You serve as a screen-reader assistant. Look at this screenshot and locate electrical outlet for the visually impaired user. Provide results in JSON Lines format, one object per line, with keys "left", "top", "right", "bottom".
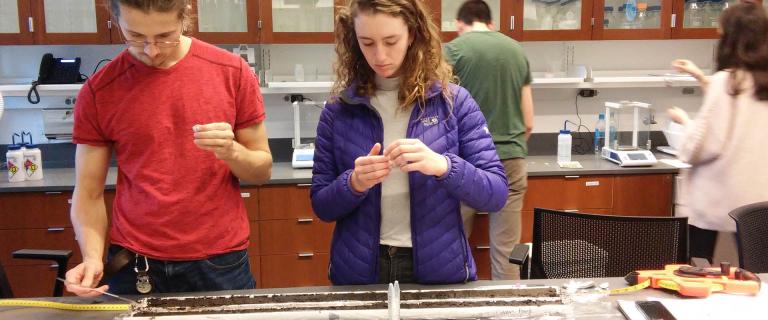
{"left": 682, "top": 87, "right": 696, "bottom": 95}
{"left": 284, "top": 94, "right": 305, "bottom": 103}
{"left": 578, "top": 89, "right": 598, "bottom": 98}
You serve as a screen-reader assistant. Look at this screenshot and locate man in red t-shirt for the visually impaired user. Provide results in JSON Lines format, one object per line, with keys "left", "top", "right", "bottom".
{"left": 64, "top": 0, "right": 272, "bottom": 296}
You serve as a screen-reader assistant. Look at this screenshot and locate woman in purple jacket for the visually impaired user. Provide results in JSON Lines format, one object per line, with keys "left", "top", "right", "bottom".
{"left": 311, "top": 0, "right": 508, "bottom": 285}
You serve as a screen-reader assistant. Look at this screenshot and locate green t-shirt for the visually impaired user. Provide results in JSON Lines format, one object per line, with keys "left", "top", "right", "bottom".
{"left": 445, "top": 31, "right": 531, "bottom": 159}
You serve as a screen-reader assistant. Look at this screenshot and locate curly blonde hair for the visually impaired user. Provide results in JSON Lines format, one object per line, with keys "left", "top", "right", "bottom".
{"left": 332, "top": 0, "right": 454, "bottom": 111}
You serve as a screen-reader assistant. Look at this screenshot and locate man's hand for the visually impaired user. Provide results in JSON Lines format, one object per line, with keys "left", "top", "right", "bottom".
{"left": 350, "top": 143, "right": 391, "bottom": 193}
{"left": 383, "top": 139, "right": 448, "bottom": 177}
{"left": 64, "top": 259, "right": 109, "bottom": 297}
{"left": 193, "top": 122, "right": 237, "bottom": 160}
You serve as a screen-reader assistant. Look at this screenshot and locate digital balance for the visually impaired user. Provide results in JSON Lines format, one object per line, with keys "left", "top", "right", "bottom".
{"left": 601, "top": 101, "right": 658, "bottom": 167}
{"left": 291, "top": 100, "right": 315, "bottom": 169}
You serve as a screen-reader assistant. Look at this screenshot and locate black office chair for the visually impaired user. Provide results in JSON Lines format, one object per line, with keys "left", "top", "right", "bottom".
{"left": 0, "top": 249, "right": 73, "bottom": 298}
{"left": 509, "top": 208, "right": 689, "bottom": 279}
{"left": 729, "top": 201, "right": 768, "bottom": 273}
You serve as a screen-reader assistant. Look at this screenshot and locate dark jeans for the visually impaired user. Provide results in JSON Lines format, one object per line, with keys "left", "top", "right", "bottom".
{"left": 689, "top": 225, "right": 718, "bottom": 264}
{"left": 106, "top": 245, "right": 255, "bottom": 295}
{"left": 378, "top": 245, "right": 415, "bottom": 284}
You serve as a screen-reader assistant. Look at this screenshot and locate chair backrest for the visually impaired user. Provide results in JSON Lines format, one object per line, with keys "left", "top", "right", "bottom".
{"left": 0, "top": 260, "right": 13, "bottom": 298}
{"left": 530, "top": 208, "right": 689, "bottom": 279}
{"left": 729, "top": 201, "right": 768, "bottom": 273}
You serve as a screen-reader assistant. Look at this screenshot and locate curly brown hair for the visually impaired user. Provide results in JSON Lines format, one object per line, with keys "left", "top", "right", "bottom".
{"left": 332, "top": 0, "right": 454, "bottom": 111}
{"left": 716, "top": 3, "right": 768, "bottom": 100}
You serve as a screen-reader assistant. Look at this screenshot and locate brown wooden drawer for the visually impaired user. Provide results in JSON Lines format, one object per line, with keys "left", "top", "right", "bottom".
{"left": 0, "top": 192, "right": 72, "bottom": 229}
{"left": 0, "top": 228, "right": 80, "bottom": 266}
{"left": 240, "top": 187, "right": 259, "bottom": 221}
{"left": 561, "top": 176, "right": 613, "bottom": 210}
{"left": 613, "top": 174, "right": 673, "bottom": 216}
{"left": 259, "top": 219, "right": 333, "bottom": 255}
{"left": 258, "top": 185, "right": 313, "bottom": 220}
{"left": 248, "top": 255, "right": 261, "bottom": 289}
{"left": 260, "top": 253, "right": 331, "bottom": 288}
{"left": 522, "top": 177, "right": 564, "bottom": 211}
{"left": 5, "top": 263, "right": 77, "bottom": 298}
{"left": 468, "top": 213, "right": 489, "bottom": 247}
{"left": 521, "top": 210, "right": 533, "bottom": 244}
{"left": 471, "top": 247, "right": 491, "bottom": 280}
{"left": 248, "top": 221, "right": 260, "bottom": 256}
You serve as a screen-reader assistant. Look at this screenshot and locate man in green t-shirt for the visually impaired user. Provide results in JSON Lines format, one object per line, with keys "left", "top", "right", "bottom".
{"left": 444, "top": 0, "right": 535, "bottom": 280}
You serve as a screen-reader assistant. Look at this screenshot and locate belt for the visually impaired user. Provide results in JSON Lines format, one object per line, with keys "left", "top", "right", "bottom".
{"left": 380, "top": 245, "right": 413, "bottom": 257}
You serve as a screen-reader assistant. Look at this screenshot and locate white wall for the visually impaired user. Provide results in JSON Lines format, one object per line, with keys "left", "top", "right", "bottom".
{"left": 0, "top": 39, "right": 715, "bottom": 144}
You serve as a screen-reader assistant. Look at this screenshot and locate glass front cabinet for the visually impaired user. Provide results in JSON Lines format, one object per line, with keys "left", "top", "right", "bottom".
{"left": 0, "top": 0, "right": 33, "bottom": 44}
{"left": 260, "top": 0, "right": 339, "bottom": 43}
{"left": 32, "top": 0, "right": 111, "bottom": 44}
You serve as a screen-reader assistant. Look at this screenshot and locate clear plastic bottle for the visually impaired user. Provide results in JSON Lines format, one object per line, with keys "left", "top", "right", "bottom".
{"left": 558, "top": 129, "right": 572, "bottom": 163}
{"left": 647, "top": 5, "right": 662, "bottom": 28}
{"left": 594, "top": 113, "right": 606, "bottom": 155}
{"left": 686, "top": 0, "right": 703, "bottom": 28}
{"left": 636, "top": 3, "right": 648, "bottom": 28}
{"left": 624, "top": 0, "right": 638, "bottom": 28}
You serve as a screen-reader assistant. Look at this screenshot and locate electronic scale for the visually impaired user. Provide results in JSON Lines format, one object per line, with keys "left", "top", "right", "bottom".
{"left": 601, "top": 101, "right": 658, "bottom": 167}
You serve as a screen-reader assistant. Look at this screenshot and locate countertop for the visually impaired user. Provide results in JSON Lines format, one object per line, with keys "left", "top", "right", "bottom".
{"left": 0, "top": 155, "right": 680, "bottom": 193}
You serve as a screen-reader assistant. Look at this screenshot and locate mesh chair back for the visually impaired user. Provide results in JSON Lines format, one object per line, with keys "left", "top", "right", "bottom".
{"left": 729, "top": 201, "right": 768, "bottom": 273}
{"left": 530, "top": 208, "right": 689, "bottom": 279}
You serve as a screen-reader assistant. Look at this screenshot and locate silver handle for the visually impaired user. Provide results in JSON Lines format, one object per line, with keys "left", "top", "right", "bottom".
{"left": 240, "top": 192, "right": 251, "bottom": 198}
{"left": 564, "top": 176, "right": 580, "bottom": 179}
{"left": 297, "top": 252, "right": 314, "bottom": 257}
{"left": 563, "top": 209, "right": 579, "bottom": 212}
{"left": 107, "top": 20, "right": 112, "bottom": 29}
{"left": 671, "top": 14, "right": 676, "bottom": 28}
{"left": 47, "top": 227, "right": 65, "bottom": 232}
{"left": 45, "top": 192, "right": 63, "bottom": 195}
{"left": 475, "top": 246, "right": 490, "bottom": 250}
{"left": 50, "top": 264, "right": 59, "bottom": 268}
{"left": 257, "top": 20, "right": 262, "bottom": 29}
{"left": 28, "top": 17, "right": 33, "bottom": 32}
{"left": 297, "top": 218, "right": 314, "bottom": 223}
{"left": 296, "top": 184, "right": 311, "bottom": 187}
{"left": 591, "top": 17, "right": 595, "bottom": 26}
{"left": 475, "top": 212, "right": 489, "bottom": 216}
{"left": 67, "top": 199, "right": 72, "bottom": 204}
{"left": 510, "top": 16, "right": 515, "bottom": 31}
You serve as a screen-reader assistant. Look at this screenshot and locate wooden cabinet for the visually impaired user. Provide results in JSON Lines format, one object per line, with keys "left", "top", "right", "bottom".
{"left": 0, "top": 0, "right": 34, "bottom": 44}
{"left": 469, "top": 173, "right": 672, "bottom": 279}
{"left": 259, "top": 0, "right": 340, "bottom": 44}
{"left": 4, "top": 263, "right": 78, "bottom": 297}
{"left": 190, "top": 0, "right": 260, "bottom": 44}
{"left": 257, "top": 184, "right": 334, "bottom": 288}
{"left": 592, "top": 0, "right": 673, "bottom": 40}
{"left": 517, "top": 0, "right": 595, "bottom": 41}
{"left": 0, "top": 191, "right": 71, "bottom": 229}
{"left": 31, "top": 0, "right": 112, "bottom": 44}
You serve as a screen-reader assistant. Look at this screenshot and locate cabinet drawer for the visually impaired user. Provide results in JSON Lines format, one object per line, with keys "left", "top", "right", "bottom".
{"left": 471, "top": 247, "right": 491, "bottom": 280}
{"left": 259, "top": 219, "right": 333, "bottom": 255}
{"left": 5, "top": 263, "right": 77, "bottom": 298}
{"left": 613, "top": 174, "right": 673, "bottom": 216}
{"left": 561, "top": 176, "right": 613, "bottom": 210}
{"left": 248, "top": 221, "right": 260, "bottom": 256}
{"left": 0, "top": 228, "right": 80, "bottom": 266}
{"left": 0, "top": 192, "right": 71, "bottom": 229}
{"left": 522, "top": 177, "right": 564, "bottom": 211}
{"left": 468, "top": 213, "right": 489, "bottom": 247}
{"left": 260, "top": 253, "right": 331, "bottom": 288}
{"left": 258, "top": 185, "right": 313, "bottom": 220}
{"left": 240, "top": 187, "right": 259, "bottom": 221}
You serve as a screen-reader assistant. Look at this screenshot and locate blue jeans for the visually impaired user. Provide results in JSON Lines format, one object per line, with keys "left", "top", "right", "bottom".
{"left": 377, "top": 245, "right": 414, "bottom": 284}
{"left": 106, "top": 245, "right": 255, "bottom": 295}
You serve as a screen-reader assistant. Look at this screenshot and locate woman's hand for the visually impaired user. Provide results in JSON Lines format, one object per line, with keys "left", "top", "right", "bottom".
{"left": 384, "top": 139, "right": 448, "bottom": 177}
{"left": 667, "top": 107, "right": 691, "bottom": 126}
{"left": 350, "top": 143, "right": 391, "bottom": 193}
{"left": 672, "top": 59, "right": 705, "bottom": 80}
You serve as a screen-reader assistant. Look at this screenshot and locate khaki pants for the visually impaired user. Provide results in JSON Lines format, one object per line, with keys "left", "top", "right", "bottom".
{"left": 462, "top": 158, "right": 527, "bottom": 280}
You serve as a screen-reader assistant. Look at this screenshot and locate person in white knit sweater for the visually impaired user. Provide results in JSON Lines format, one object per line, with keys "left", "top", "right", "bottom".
{"left": 668, "top": 3, "right": 768, "bottom": 265}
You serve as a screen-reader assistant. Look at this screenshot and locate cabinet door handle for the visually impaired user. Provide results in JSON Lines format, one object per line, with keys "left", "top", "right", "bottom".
{"left": 671, "top": 14, "right": 677, "bottom": 28}
{"left": 476, "top": 212, "right": 489, "bottom": 216}
{"left": 563, "top": 209, "right": 579, "bottom": 212}
{"left": 47, "top": 227, "right": 65, "bottom": 232}
{"left": 240, "top": 192, "right": 251, "bottom": 198}
{"left": 297, "top": 252, "right": 314, "bottom": 257}
{"left": 510, "top": 16, "right": 515, "bottom": 31}
{"left": 296, "top": 184, "right": 312, "bottom": 187}
{"left": 475, "top": 246, "right": 490, "bottom": 250}
{"left": 28, "top": 17, "right": 34, "bottom": 32}
{"left": 297, "top": 218, "right": 314, "bottom": 223}
{"left": 564, "top": 176, "right": 580, "bottom": 179}
{"left": 67, "top": 199, "right": 72, "bottom": 204}
{"left": 50, "top": 264, "right": 59, "bottom": 268}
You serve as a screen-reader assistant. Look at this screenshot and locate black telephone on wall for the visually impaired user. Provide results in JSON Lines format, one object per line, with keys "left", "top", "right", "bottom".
{"left": 27, "top": 53, "right": 87, "bottom": 104}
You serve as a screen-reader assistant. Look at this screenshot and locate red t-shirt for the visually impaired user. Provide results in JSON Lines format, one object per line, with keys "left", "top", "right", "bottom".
{"left": 73, "top": 38, "right": 265, "bottom": 260}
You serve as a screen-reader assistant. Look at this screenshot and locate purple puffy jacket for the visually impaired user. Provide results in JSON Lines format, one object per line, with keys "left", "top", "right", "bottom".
{"left": 311, "top": 82, "right": 508, "bottom": 285}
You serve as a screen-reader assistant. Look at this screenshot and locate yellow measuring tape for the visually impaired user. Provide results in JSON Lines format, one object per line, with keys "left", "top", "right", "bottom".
{"left": 0, "top": 299, "right": 130, "bottom": 311}
{"left": 609, "top": 279, "right": 651, "bottom": 295}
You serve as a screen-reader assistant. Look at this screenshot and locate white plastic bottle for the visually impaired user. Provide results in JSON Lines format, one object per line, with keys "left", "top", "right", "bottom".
{"left": 22, "top": 143, "right": 44, "bottom": 181}
{"left": 557, "top": 129, "right": 572, "bottom": 163}
{"left": 6, "top": 145, "right": 25, "bottom": 183}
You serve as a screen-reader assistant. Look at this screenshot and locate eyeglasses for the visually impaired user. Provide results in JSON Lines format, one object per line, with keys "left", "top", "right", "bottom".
{"left": 123, "top": 39, "right": 181, "bottom": 48}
